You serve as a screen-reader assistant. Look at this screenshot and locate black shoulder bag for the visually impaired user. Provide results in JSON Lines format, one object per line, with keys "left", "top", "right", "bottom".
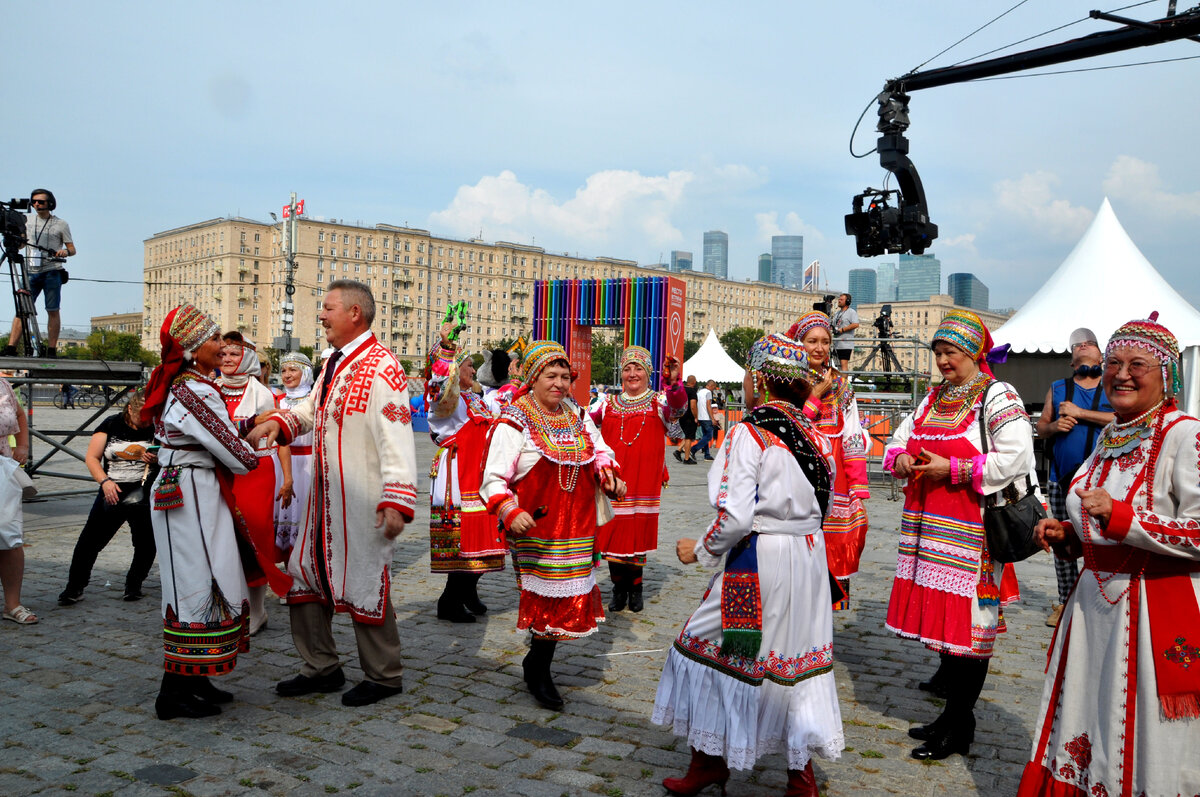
{"left": 979, "top": 381, "right": 1046, "bottom": 563}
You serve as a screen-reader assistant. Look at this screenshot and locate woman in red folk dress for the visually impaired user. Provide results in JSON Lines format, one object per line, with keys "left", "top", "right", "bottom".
{"left": 884, "top": 310, "right": 1030, "bottom": 760}
{"left": 787, "top": 312, "right": 870, "bottom": 610}
{"left": 217, "top": 332, "right": 292, "bottom": 636}
{"left": 426, "top": 326, "right": 506, "bottom": 623}
{"left": 481, "top": 340, "right": 626, "bottom": 710}
{"left": 590, "top": 346, "right": 685, "bottom": 613}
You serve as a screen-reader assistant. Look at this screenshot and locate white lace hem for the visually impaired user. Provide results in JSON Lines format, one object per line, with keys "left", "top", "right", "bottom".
{"left": 518, "top": 573, "right": 596, "bottom": 598}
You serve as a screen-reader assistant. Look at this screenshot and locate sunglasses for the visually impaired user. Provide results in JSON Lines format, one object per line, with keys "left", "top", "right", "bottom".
{"left": 31, "top": 199, "right": 49, "bottom": 205}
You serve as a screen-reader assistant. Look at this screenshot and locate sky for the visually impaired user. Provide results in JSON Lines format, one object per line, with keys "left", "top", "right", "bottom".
{"left": 4, "top": 1, "right": 1198, "bottom": 333}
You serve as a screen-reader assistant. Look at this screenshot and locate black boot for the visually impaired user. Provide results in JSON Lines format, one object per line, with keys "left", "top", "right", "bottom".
{"left": 190, "top": 676, "right": 234, "bottom": 705}
{"left": 912, "top": 656, "right": 985, "bottom": 760}
{"left": 607, "top": 562, "right": 628, "bottom": 612}
{"left": 522, "top": 638, "right": 564, "bottom": 710}
{"left": 436, "top": 573, "right": 476, "bottom": 623}
{"left": 462, "top": 572, "right": 487, "bottom": 615}
{"left": 916, "top": 651, "right": 952, "bottom": 698}
{"left": 627, "top": 565, "right": 644, "bottom": 613}
{"left": 155, "top": 673, "right": 221, "bottom": 720}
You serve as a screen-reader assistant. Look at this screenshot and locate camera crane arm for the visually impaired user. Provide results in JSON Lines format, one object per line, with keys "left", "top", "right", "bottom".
{"left": 847, "top": 6, "right": 1200, "bottom": 258}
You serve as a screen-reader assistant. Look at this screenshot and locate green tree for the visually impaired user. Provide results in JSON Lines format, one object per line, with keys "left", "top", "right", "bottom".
{"left": 87, "top": 331, "right": 159, "bottom": 366}
{"left": 683, "top": 338, "right": 701, "bottom": 361}
{"left": 719, "top": 326, "right": 764, "bottom": 368}
{"left": 590, "top": 330, "right": 621, "bottom": 385}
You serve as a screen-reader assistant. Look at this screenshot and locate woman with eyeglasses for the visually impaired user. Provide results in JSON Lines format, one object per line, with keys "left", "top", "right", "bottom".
{"left": 1019, "top": 314, "right": 1200, "bottom": 797}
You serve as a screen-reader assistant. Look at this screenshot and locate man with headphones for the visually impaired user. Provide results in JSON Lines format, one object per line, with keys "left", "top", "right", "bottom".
{"left": 1035, "top": 327, "right": 1114, "bottom": 627}
{"left": 3, "top": 189, "right": 75, "bottom": 358}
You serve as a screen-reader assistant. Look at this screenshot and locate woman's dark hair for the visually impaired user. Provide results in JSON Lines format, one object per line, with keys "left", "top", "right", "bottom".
{"left": 763, "top": 376, "right": 812, "bottom": 408}
{"left": 223, "top": 330, "right": 245, "bottom": 345}
{"left": 491, "top": 348, "right": 510, "bottom": 383}
{"left": 124, "top": 390, "right": 146, "bottom": 426}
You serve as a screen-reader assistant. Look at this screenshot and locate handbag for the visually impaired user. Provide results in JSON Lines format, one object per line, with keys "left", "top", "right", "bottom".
{"left": 118, "top": 463, "right": 152, "bottom": 508}
{"left": 979, "top": 382, "right": 1045, "bottom": 563}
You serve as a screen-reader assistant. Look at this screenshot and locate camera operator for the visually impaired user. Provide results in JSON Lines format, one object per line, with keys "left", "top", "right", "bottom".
{"left": 830, "top": 293, "right": 859, "bottom": 371}
{"left": 4, "top": 189, "right": 75, "bottom": 358}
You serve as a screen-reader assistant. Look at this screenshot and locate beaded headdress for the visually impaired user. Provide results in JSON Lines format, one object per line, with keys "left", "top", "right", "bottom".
{"left": 280, "top": 351, "right": 312, "bottom": 369}
{"left": 932, "top": 310, "right": 989, "bottom": 361}
{"left": 620, "top": 346, "right": 653, "bottom": 373}
{"left": 522, "top": 340, "right": 570, "bottom": 384}
{"left": 748, "top": 333, "right": 816, "bottom": 384}
{"left": 1106, "top": 311, "right": 1182, "bottom": 396}
{"left": 786, "top": 311, "right": 832, "bottom": 342}
{"left": 169, "top": 303, "right": 219, "bottom": 355}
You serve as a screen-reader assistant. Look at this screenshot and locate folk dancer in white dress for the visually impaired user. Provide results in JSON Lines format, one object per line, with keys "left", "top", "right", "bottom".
{"left": 653, "top": 333, "right": 844, "bottom": 797}
{"left": 141, "top": 304, "right": 292, "bottom": 720}
{"left": 1019, "top": 314, "right": 1200, "bottom": 797}
{"left": 426, "top": 325, "right": 506, "bottom": 623}
{"left": 274, "top": 352, "right": 314, "bottom": 562}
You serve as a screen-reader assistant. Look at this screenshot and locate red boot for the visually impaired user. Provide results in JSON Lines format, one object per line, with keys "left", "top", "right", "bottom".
{"left": 784, "top": 761, "right": 818, "bottom": 797}
{"left": 663, "top": 747, "right": 730, "bottom": 795}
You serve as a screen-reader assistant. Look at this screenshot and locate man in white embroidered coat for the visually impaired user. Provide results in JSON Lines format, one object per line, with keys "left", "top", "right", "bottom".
{"left": 251, "top": 280, "right": 417, "bottom": 707}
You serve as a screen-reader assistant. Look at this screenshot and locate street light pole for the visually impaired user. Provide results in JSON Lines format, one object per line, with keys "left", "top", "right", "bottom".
{"left": 282, "top": 192, "right": 298, "bottom": 352}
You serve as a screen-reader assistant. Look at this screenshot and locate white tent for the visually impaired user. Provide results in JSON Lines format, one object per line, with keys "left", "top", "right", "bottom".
{"left": 993, "top": 198, "right": 1200, "bottom": 353}
{"left": 682, "top": 328, "right": 745, "bottom": 383}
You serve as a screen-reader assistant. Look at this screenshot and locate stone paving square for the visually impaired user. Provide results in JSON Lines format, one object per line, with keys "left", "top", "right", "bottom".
{"left": 1, "top": 410, "right": 1061, "bottom": 795}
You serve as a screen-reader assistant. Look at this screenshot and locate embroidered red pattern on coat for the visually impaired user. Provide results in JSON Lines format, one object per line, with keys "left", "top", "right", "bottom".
{"left": 673, "top": 630, "right": 833, "bottom": 687}
{"left": 1064, "top": 732, "right": 1092, "bottom": 771}
{"left": 381, "top": 402, "right": 412, "bottom": 424}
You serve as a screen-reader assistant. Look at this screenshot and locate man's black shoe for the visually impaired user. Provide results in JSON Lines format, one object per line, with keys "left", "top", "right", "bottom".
{"left": 1, "top": 345, "right": 16, "bottom": 357}
{"left": 341, "top": 680, "right": 403, "bottom": 707}
{"left": 672, "top": 451, "right": 683, "bottom": 462}
{"left": 43, "top": 347, "right": 57, "bottom": 359}
{"left": 276, "top": 667, "right": 346, "bottom": 696}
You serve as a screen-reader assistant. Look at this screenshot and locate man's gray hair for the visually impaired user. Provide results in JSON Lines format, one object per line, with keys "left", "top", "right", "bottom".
{"left": 329, "top": 279, "right": 376, "bottom": 325}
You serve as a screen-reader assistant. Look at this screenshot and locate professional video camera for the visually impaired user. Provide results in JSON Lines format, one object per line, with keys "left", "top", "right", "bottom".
{"left": 873, "top": 304, "right": 894, "bottom": 338}
{"left": 844, "top": 188, "right": 937, "bottom": 257}
{"left": 813, "top": 294, "right": 836, "bottom": 315}
{"left": 1, "top": 198, "right": 29, "bottom": 258}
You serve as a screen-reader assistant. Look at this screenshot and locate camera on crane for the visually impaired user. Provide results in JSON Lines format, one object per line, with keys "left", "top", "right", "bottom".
{"left": 844, "top": 188, "right": 937, "bottom": 257}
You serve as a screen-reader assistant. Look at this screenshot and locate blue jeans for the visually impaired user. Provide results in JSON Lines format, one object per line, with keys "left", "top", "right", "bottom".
{"left": 691, "top": 420, "right": 714, "bottom": 458}
{"left": 29, "top": 269, "right": 64, "bottom": 311}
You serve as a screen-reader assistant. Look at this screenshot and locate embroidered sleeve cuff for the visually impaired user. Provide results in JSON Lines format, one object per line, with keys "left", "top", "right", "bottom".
{"left": 271, "top": 411, "right": 302, "bottom": 446}
{"left": 1101, "top": 500, "right": 1134, "bottom": 541}
{"left": 497, "top": 497, "right": 523, "bottom": 529}
{"left": 236, "top": 417, "right": 257, "bottom": 437}
{"left": 430, "top": 342, "right": 456, "bottom": 377}
{"left": 802, "top": 396, "right": 822, "bottom": 421}
{"left": 969, "top": 454, "right": 986, "bottom": 494}
{"left": 694, "top": 537, "right": 723, "bottom": 568}
{"left": 594, "top": 456, "right": 620, "bottom": 478}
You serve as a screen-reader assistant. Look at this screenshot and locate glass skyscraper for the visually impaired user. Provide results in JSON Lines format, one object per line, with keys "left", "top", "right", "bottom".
{"left": 847, "top": 269, "right": 877, "bottom": 306}
{"left": 670, "top": 250, "right": 693, "bottom": 272}
{"left": 897, "top": 253, "right": 941, "bottom": 301}
{"left": 703, "top": 231, "right": 729, "bottom": 279}
{"left": 876, "top": 262, "right": 898, "bottom": 302}
{"left": 757, "top": 253, "right": 772, "bottom": 283}
{"left": 771, "top": 235, "right": 804, "bottom": 289}
{"left": 948, "top": 272, "right": 989, "bottom": 311}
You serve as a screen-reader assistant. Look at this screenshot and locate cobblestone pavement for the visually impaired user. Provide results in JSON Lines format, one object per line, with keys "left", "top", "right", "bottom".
{"left": 3, "top": 411, "right": 1058, "bottom": 796}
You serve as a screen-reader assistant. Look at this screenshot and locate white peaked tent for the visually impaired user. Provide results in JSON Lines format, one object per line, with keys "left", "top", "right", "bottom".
{"left": 993, "top": 198, "right": 1200, "bottom": 352}
{"left": 682, "top": 328, "right": 745, "bottom": 383}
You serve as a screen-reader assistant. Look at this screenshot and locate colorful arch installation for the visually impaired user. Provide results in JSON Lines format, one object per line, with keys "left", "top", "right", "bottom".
{"left": 532, "top": 276, "right": 687, "bottom": 404}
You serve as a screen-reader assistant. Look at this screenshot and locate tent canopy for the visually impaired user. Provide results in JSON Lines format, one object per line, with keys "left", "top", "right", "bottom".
{"left": 993, "top": 198, "right": 1200, "bottom": 353}
{"left": 682, "top": 328, "right": 745, "bottom": 383}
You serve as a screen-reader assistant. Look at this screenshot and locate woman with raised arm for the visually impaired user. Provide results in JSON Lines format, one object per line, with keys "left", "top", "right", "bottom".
{"left": 654, "top": 333, "right": 844, "bottom": 797}
{"left": 787, "top": 311, "right": 870, "bottom": 610}
{"left": 141, "top": 304, "right": 291, "bottom": 720}
{"left": 480, "top": 340, "right": 625, "bottom": 711}
{"left": 883, "top": 310, "right": 1030, "bottom": 760}
{"left": 426, "top": 324, "right": 505, "bottom": 623}
{"left": 589, "top": 346, "right": 685, "bottom": 613}
{"left": 1018, "top": 315, "right": 1200, "bottom": 797}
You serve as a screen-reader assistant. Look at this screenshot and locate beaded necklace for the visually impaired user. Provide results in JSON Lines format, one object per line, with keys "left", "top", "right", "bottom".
{"left": 1079, "top": 402, "right": 1168, "bottom": 604}
{"left": 1095, "top": 399, "right": 1163, "bottom": 459}
{"left": 610, "top": 390, "right": 656, "bottom": 446}
{"left": 924, "top": 371, "right": 989, "bottom": 429}
{"left": 519, "top": 394, "right": 588, "bottom": 491}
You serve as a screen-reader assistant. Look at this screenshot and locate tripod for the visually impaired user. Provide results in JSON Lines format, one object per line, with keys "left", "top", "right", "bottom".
{"left": 3, "top": 246, "right": 43, "bottom": 357}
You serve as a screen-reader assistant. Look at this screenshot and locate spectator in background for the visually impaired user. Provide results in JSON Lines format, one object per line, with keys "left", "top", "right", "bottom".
{"left": 674, "top": 375, "right": 699, "bottom": 465}
{"left": 0, "top": 374, "right": 34, "bottom": 624}
{"left": 691, "top": 379, "right": 716, "bottom": 461}
{"left": 4, "top": 189, "right": 75, "bottom": 358}
{"left": 1034, "top": 327, "right": 1114, "bottom": 628}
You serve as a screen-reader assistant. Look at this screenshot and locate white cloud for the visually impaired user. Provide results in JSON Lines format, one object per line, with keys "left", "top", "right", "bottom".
{"left": 1103, "top": 155, "right": 1200, "bottom": 219}
{"left": 429, "top": 168, "right": 696, "bottom": 250}
{"left": 754, "top": 211, "right": 825, "bottom": 245}
{"left": 937, "top": 233, "right": 978, "bottom": 257}
{"left": 992, "top": 172, "right": 1093, "bottom": 241}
